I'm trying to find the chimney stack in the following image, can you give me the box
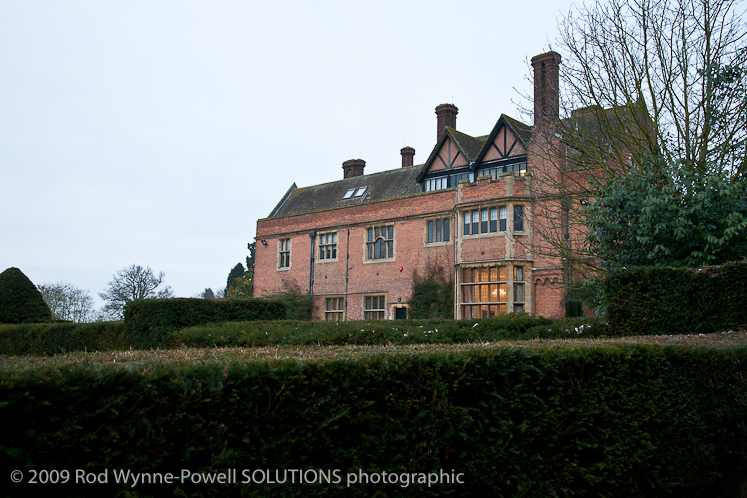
[342,159,365,179]
[531,51,561,133]
[400,146,415,168]
[435,104,458,141]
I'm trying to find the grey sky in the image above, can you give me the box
[1,0,574,308]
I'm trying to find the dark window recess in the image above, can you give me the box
[427,219,450,243]
[514,206,524,231]
[279,239,291,268]
[367,226,394,260]
[365,295,386,319]
[449,172,472,186]
[464,208,501,235]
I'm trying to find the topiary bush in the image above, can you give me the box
[0,267,52,324]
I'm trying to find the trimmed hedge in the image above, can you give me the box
[0,267,52,324]
[123,298,285,348]
[2,343,746,497]
[0,321,128,356]
[172,314,612,348]
[605,260,747,335]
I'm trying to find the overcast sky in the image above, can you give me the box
[1,0,575,308]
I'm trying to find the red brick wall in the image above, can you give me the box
[255,174,555,321]
[255,191,457,321]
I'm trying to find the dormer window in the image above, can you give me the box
[354,186,368,197]
[343,188,356,199]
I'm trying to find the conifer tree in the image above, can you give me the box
[0,267,52,324]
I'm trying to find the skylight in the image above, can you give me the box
[343,188,356,199]
[354,186,368,197]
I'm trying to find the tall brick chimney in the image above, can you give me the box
[435,104,458,141]
[342,159,365,179]
[400,146,415,168]
[531,51,561,132]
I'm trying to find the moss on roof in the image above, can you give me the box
[268,165,424,219]
[445,127,486,162]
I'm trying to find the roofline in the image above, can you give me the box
[416,128,475,183]
[473,114,532,166]
[268,182,297,217]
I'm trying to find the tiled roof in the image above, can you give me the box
[267,165,423,219]
[502,115,533,146]
[446,128,486,162]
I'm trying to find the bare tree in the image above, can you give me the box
[521,0,747,278]
[38,282,95,322]
[99,265,174,319]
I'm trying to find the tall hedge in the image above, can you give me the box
[604,260,747,334]
[123,297,285,348]
[2,344,747,497]
[0,321,128,356]
[0,267,52,324]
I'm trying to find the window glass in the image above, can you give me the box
[364,295,385,319]
[343,189,355,199]
[325,297,344,321]
[319,233,338,260]
[500,207,507,231]
[464,212,470,235]
[279,239,291,268]
[427,221,434,243]
[367,225,394,260]
[490,208,498,232]
[514,205,524,231]
[460,265,508,319]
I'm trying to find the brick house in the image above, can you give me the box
[254,51,571,320]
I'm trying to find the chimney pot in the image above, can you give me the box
[400,146,415,168]
[435,104,458,141]
[342,159,365,179]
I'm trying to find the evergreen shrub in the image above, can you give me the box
[2,344,746,497]
[0,267,52,324]
[409,262,454,319]
[0,321,127,355]
[123,297,285,348]
[604,260,747,334]
[173,314,609,348]
[565,300,583,317]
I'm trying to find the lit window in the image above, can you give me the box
[319,233,338,260]
[461,266,507,318]
[427,218,450,243]
[343,188,355,199]
[354,186,368,197]
[364,295,386,320]
[278,239,291,269]
[367,225,394,260]
[325,297,344,321]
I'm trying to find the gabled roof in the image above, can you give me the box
[473,114,532,165]
[447,128,486,162]
[416,128,487,182]
[265,165,423,219]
